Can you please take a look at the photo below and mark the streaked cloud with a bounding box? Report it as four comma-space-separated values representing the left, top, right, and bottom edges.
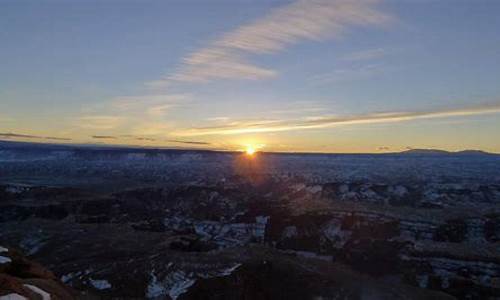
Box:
206, 117, 230, 122
168, 55, 277, 83
187, 119, 282, 132
135, 137, 157, 142
167, 139, 211, 145
117, 135, 157, 142
173, 102, 500, 136
0, 132, 71, 141
76, 94, 189, 140
47, 137, 71, 141
112, 94, 190, 115
91, 135, 117, 139
268, 101, 328, 115
147, 103, 175, 117
152, 0, 391, 85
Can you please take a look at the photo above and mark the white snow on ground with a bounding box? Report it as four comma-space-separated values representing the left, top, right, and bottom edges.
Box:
0, 294, 27, 300
193, 219, 268, 247
146, 270, 195, 300
146, 271, 166, 299
89, 279, 112, 290
219, 263, 242, 276
168, 277, 196, 300
0, 246, 8, 253
60, 273, 75, 283
0, 256, 12, 264
60, 269, 92, 284
146, 263, 242, 300
23, 284, 51, 300
61, 271, 83, 283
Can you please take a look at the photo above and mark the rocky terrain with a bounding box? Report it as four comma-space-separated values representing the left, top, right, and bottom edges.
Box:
1, 141, 500, 299
0, 244, 75, 299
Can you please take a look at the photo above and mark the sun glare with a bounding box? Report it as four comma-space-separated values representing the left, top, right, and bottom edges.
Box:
245, 146, 256, 155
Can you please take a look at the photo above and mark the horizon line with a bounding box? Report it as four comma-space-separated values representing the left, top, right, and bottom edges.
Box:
1, 139, 499, 156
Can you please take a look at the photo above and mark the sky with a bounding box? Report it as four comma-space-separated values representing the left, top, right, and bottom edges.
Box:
1, 0, 500, 153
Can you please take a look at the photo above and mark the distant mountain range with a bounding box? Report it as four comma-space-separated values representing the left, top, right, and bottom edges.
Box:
400, 149, 494, 156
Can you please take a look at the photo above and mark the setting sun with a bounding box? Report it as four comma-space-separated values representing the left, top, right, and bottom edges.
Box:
245, 146, 256, 155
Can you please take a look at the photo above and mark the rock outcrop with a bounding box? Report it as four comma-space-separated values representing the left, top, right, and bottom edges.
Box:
0, 246, 75, 299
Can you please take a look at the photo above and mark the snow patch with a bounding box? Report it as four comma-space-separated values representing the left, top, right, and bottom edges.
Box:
146, 270, 195, 300
219, 263, 242, 276
168, 276, 196, 300
89, 279, 112, 290
146, 271, 166, 298
0, 246, 8, 253
60, 269, 91, 284
145, 263, 241, 300
322, 219, 351, 248
23, 284, 51, 300
0, 256, 12, 264
61, 272, 79, 283
0, 294, 27, 300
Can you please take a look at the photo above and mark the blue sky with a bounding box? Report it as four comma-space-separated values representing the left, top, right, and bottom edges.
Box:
1, 0, 500, 152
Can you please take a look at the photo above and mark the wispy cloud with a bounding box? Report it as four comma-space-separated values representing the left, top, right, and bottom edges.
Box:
117, 135, 157, 142
0, 132, 71, 141
112, 94, 189, 116
46, 137, 71, 141
206, 116, 230, 122
151, 0, 391, 85
91, 135, 117, 139
173, 102, 500, 136
188, 119, 282, 132
135, 137, 157, 142
76, 94, 189, 140
167, 139, 211, 145
89, 135, 160, 142
147, 103, 175, 117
